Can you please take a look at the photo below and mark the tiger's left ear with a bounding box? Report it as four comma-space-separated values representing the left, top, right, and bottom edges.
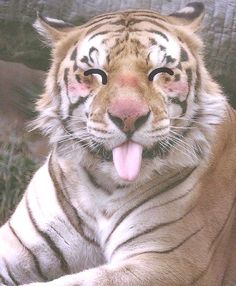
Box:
33, 13, 75, 47
167, 2, 205, 32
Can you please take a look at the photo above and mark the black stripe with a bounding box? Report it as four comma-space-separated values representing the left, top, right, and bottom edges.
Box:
91, 12, 119, 20
130, 38, 143, 47
191, 197, 236, 285
171, 97, 187, 116
165, 55, 176, 64
83, 167, 100, 188
131, 13, 167, 22
114, 45, 126, 56
80, 56, 92, 67
116, 184, 130, 189
48, 157, 99, 246
25, 195, 69, 274
221, 264, 229, 286
63, 68, 71, 105
63, 68, 69, 87
49, 225, 70, 246
68, 95, 89, 117
70, 47, 77, 61
106, 54, 110, 64
186, 68, 193, 86
89, 30, 110, 41
59, 164, 99, 236
209, 196, 236, 251
0, 273, 9, 285
149, 37, 157, 45
142, 29, 169, 41
180, 47, 189, 62
176, 62, 182, 71
3, 258, 19, 285
195, 64, 201, 96
174, 74, 181, 81
111, 203, 198, 256
8, 221, 47, 281
111, 19, 126, 26
153, 185, 196, 210
130, 227, 203, 258
128, 18, 169, 31
73, 61, 79, 72
83, 167, 110, 195
104, 168, 196, 245
159, 45, 166, 51
88, 47, 98, 63
75, 74, 81, 83
84, 15, 118, 27
83, 11, 166, 30
86, 22, 108, 36
62, 67, 89, 117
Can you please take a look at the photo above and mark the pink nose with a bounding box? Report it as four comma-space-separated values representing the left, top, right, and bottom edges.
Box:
108, 97, 150, 135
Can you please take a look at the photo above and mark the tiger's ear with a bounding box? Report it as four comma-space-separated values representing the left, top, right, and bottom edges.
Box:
33, 13, 75, 47
167, 2, 205, 32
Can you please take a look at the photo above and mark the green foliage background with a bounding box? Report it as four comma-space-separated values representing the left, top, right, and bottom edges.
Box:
0, 138, 37, 224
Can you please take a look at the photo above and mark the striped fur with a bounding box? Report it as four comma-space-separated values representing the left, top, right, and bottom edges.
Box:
1, 3, 236, 285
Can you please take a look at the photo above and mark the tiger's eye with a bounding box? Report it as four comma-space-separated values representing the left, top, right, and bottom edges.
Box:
84, 69, 108, 85
148, 67, 174, 81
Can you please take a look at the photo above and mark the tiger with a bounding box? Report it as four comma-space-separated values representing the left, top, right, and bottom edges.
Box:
0, 2, 236, 285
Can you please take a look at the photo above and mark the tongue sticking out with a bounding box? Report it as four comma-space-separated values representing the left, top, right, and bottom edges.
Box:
112, 141, 143, 181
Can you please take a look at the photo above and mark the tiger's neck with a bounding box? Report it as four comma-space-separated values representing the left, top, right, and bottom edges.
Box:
50, 148, 200, 196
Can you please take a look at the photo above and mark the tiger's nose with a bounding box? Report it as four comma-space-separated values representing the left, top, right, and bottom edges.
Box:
108, 97, 150, 136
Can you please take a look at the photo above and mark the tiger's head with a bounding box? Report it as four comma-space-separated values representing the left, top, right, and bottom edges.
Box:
34, 3, 225, 184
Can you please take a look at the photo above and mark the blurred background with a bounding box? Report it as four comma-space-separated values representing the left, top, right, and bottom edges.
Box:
0, 0, 235, 223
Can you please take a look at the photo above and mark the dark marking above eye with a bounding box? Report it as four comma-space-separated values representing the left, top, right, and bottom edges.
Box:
159, 45, 166, 51
80, 56, 92, 67
148, 67, 174, 81
166, 55, 176, 64
84, 69, 108, 85
149, 38, 157, 46
89, 47, 98, 63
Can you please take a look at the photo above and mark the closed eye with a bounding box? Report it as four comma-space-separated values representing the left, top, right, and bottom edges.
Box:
148, 67, 174, 81
84, 68, 108, 85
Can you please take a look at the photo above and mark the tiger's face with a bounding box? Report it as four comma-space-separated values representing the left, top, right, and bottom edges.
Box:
35, 4, 216, 183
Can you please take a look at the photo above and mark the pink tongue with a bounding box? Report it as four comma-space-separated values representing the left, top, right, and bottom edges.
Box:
112, 141, 143, 181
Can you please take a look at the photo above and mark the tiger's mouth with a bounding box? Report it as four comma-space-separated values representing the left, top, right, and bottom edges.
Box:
84, 139, 168, 181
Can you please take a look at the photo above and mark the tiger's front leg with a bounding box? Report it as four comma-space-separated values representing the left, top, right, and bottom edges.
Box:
23, 254, 179, 286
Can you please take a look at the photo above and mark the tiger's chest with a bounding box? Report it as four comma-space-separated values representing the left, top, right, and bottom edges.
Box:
86, 170, 198, 263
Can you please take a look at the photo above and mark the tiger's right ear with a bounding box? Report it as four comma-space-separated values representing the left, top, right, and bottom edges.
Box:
33, 13, 75, 47
167, 2, 205, 32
